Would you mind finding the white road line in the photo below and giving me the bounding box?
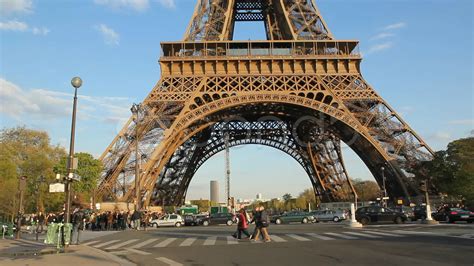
[362,231,403,237]
[227,236,239,245]
[324,232,358,240]
[93,240,120,248]
[179,237,197,247]
[343,232,381,239]
[269,235,287,242]
[81,240,100,246]
[154,238,177,248]
[106,239,140,250]
[129,238,160,249]
[125,248,151,255]
[286,234,311,241]
[392,230,437,235]
[203,237,217,246]
[156,257,183,266]
[305,233,335,240]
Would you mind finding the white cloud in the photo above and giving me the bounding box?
[0,20,28,31]
[428,131,452,142]
[383,22,407,30]
[0,20,50,35]
[94,0,149,11]
[0,78,133,125]
[0,0,33,15]
[448,119,474,126]
[366,42,393,54]
[157,0,176,8]
[370,32,395,41]
[94,24,120,45]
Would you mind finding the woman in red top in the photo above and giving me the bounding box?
[237,208,251,239]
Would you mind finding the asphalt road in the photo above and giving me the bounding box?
[81,222,474,266]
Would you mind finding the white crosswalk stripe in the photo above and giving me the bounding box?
[179,237,197,247]
[324,232,358,240]
[305,233,335,240]
[156,257,183,266]
[106,239,139,250]
[269,235,287,242]
[203,237,217,246]
[129,238,160,249]
[154,238,178,247]
[125,248,151,255]
[81,240,100,246]
[227,236,239,245]
[286,234,311,241]
[343,232,381,239]
[363,231,403,237]
[93,240,120,248]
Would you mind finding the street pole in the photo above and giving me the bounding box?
[131,103,141,211]
[16,176,27,240]
[423,179,438,224]
[64,77,82,247]
[381,166,387,207]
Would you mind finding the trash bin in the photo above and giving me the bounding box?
[45,223,73,248]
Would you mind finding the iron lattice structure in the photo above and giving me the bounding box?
[97,0,433,207]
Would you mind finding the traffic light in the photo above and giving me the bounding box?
[419,180,427,192]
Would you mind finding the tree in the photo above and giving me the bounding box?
[352,179,380,201]
[0,127,66,220]
[54,152,103,206]
[297,188,319,209]
[190,200,210,212]
[282,193,292,202]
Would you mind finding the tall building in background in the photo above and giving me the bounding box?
[210,180,219,203]
[256,193,262,200]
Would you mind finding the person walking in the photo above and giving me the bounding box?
[259,206,271,242]
[72,207,85,245]
[132,210,141,230]
[36,212,45,233]
[236,208,251,239]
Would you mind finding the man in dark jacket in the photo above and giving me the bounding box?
[72,207,85,245]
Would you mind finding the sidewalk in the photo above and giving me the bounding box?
[0,237,134,266]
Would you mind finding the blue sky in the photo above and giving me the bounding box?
[1,0,472,201]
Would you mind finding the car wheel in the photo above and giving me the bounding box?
[302,218,308,224]
[275,218,282,225]
[202,220,209,226]
[394,216,403,224]
[226,220,233,226]
[360,217,369,225]
[152,223,158,228]
[467,220,473,224]
[175,222,182,228]
[333,216,340,223]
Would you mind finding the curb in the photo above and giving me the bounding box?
[81,245,136,266]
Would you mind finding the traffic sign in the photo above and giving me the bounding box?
[49,183,65,193]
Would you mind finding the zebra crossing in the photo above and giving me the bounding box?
[82,230,413,251]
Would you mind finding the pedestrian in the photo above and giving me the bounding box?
[37,211,45,233]
[236,208,251,239]
[252,206,271,242]
[72,207,85,245]
[131,210,141,230]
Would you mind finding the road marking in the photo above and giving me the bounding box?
[93,240,120,248]
[156,257,183,266]
[106,239,139,250]
[203,237,217,246]
[179,237,197,247]
[129,238,160,249]
[343,232,381,238]
[305,233,335,240]
[81,240,100,246]
[227,236,239,245]
[286,234,311,241]
[392,230,437,235]
[154,238,177,247]
[269,235,287,242]
[362,231,403,237]
[125,248,151,255]
[324,232,358,240]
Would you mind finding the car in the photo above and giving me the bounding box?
[209,213,236,226]
[392,206,415,221]
[311,209,347,222]
[184,214,210,226]
[271,211,316,225]
[150,214,184,227]
[355,206,407,225]
[432,207,474,223]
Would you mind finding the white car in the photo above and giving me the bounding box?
[150,214,184,227]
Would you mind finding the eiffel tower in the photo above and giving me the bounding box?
[97,0,434,207]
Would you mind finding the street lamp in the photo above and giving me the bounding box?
[65,77,82,231]
[381,166,387,207]
[131,103,141,211]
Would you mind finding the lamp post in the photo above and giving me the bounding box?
[131,103,141,211]
[65,77,82,231]
[35,175,46,241]
[381,166,387,207]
